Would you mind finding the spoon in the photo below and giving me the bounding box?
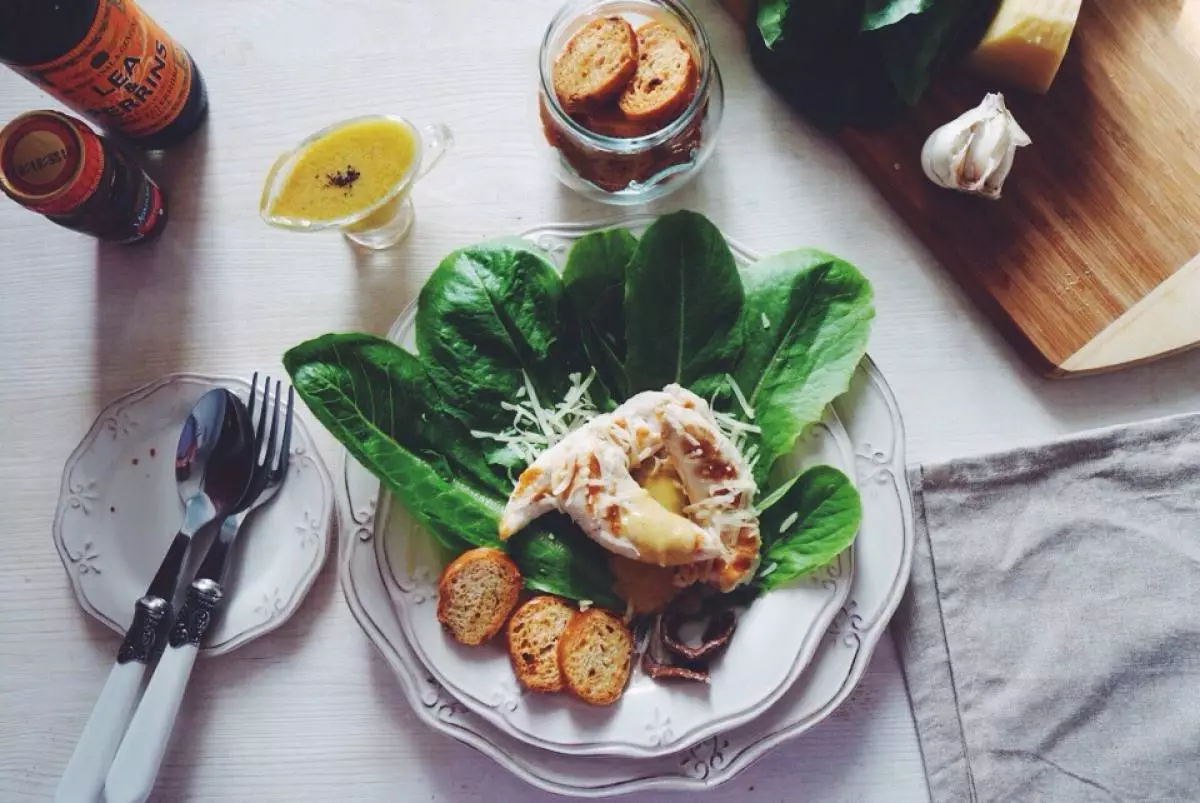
[56,388,255,803]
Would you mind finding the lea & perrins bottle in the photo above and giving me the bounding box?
[0,110,168,244]
[0,0,208,149]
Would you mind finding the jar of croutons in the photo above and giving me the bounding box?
[538,0,724,205]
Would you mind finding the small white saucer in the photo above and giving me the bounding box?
[53,373,334,656]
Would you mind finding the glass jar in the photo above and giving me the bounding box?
[538,0,724,205]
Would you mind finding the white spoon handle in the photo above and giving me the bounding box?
[55,661,146,803]
[104,643,199,803]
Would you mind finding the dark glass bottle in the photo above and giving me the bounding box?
[0,110,168,244]
[0,0,208,149]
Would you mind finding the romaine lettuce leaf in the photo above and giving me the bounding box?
[862,0,932,32]
[563,228,636,400]
[734,249,873,485]
[284,334,503,552]
[748,0,997,125]
[624,211,745,393]
[756,0,791,48]
[757,465,861,589]
[284,332,617,605]
[415,238,592,437]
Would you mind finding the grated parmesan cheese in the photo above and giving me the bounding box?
[705,376,762,479]
[761,313,770,330]
[724,374,756,421]
[470,369,600,466]
[710,407,761,477]
[779,511,799,533]
[711,409,760,434]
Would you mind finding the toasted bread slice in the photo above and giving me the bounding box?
[436,548,521,646]
[557,608,633,705]
[506,596,576,692]
[573,105,659,139]
[553,17,639,110]
[617,23,698,123]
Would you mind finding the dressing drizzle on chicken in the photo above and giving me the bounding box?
[498,385,762,591]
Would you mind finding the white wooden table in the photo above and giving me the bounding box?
[3,1,1200,800]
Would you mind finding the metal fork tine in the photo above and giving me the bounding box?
[278,385,295,474]
[261,379,282,472]
[248,372,258,423]
[253,373,270,461]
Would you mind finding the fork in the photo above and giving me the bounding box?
[104,374,293,803]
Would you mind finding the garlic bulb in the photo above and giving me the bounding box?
[921,93,1031,200]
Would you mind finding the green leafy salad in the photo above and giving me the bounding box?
[283,211,874,609]
[749,0,1000,128]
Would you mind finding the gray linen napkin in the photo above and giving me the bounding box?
[895,412,1200,803]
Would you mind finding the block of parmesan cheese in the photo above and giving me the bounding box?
[968,0,1083,94]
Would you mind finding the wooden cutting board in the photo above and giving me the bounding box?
[722,0,1200,377]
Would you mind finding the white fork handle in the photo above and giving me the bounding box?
[56,661,147,803]
[104,643,199,803]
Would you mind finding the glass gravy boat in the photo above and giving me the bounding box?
[259,115,453,250]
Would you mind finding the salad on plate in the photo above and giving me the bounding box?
[284,210,873,707]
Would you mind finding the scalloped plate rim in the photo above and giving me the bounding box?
[371,294,857,757]
[52,372,335,657]
[338,346,913,796]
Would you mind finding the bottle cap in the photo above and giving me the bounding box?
[0,110,104,215]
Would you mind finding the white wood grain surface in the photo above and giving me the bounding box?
[3,1,1200,800]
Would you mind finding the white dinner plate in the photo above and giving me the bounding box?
[373,293,856,757]
[362,221,858,757]
[341,287,912,795]
[380,310,854,757]
[338,220,907,782]
[53,373,335,656]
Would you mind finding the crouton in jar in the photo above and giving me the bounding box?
[537,0,724,205]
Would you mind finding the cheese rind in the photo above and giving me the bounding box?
[968,0,1083,94]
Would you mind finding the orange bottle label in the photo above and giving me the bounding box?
[15,0,193,138]
[0,111,105,215]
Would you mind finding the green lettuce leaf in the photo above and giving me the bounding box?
[284,331,619,607]
[756,0,791,48]
[748,0,996,125]
[734,249,873,484]
[748,0,901,130]
[415,238,591,436]
[861,0,931,31]
[509,515,620,610]
[283,334,503,552]
[624,211,745,393]
[874,0,995,105]
[757,465,861,589]
[562,228,637,400]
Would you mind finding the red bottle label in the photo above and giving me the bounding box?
[13,0,194,138]
[121,179,164,242]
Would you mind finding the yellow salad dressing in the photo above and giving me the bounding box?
[267,117,417,224]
